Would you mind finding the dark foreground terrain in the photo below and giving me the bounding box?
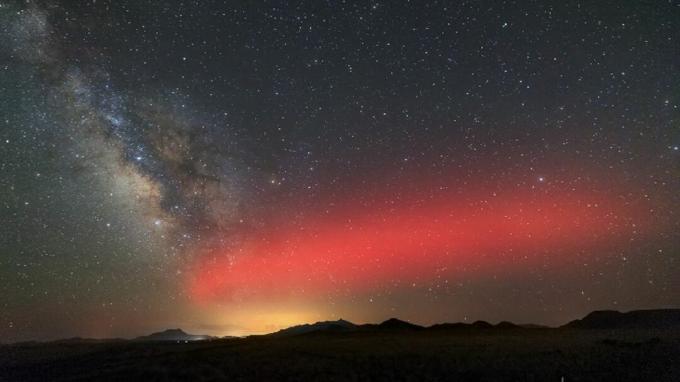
[1,326,679,381]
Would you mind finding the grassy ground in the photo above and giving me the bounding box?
[1,328,679,381]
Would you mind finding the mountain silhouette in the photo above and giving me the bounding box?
[495,321,520,329]
[430,320,523,330]
[470,320,493,328]
[273,319,357,336]
[564,309,680,329]
[134,328,216,342]
[370,318,424,330]
[273,318,425,337]
[5,309,680,382]
[270,309,680,338]
[9,309,680,344]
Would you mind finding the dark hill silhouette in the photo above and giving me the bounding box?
[471,320,493,329]
[564,309,680,329]
[274,318,426,337]
[134,328,216,342]
[375,318,424,330]
[495,321,520,329]
[356,318,424,331]
[429,320,524,330]
[273,319,357,336]
[3,309,680,381]
[7,309,680,344]
[271,309,680,337]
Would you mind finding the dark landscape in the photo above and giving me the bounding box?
[1,309,679,381]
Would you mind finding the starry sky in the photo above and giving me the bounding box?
[1,0,679,341]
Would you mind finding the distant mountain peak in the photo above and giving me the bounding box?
[269,309,680,338]
[273,319,358,336]
[565,309,680,329]
[377,318,424,329]
[135,328,215,342]
[470,320,493,328]
[159,328,187,335]
[314,318,357,328]
[495,321,520,329]
[381,317,404,323]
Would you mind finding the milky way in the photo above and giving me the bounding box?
[1,1,679,340]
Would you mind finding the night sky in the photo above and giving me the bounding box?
[1,0,679,341]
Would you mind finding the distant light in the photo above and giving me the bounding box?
[538,176,545,182]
